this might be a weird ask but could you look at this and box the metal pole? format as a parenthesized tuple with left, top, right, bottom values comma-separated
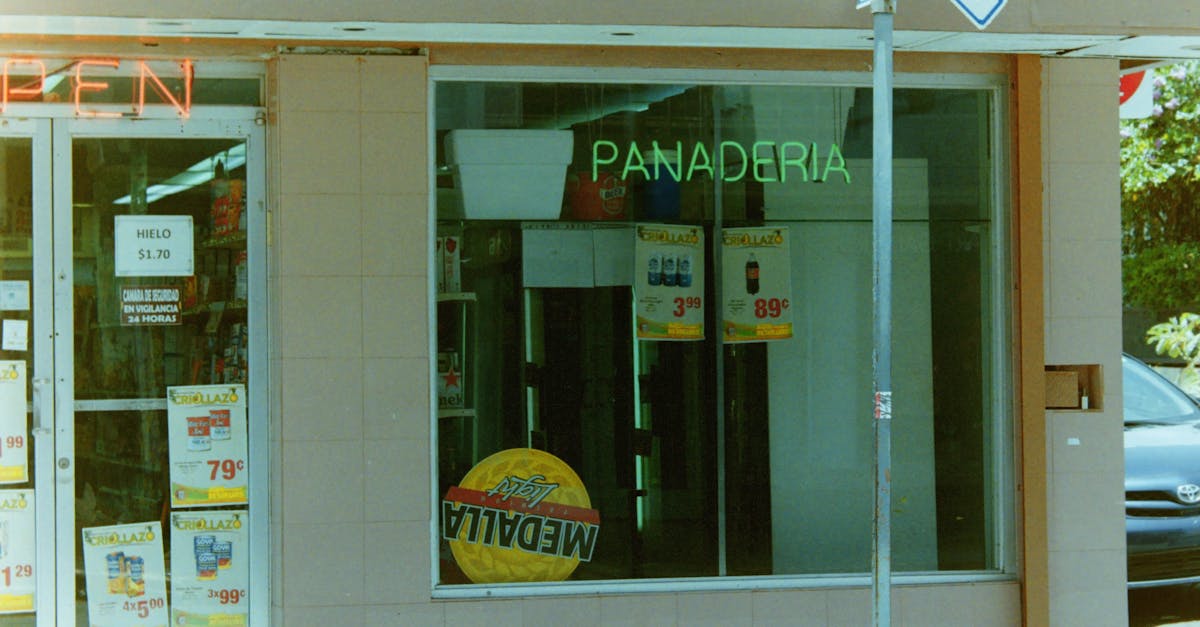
(870, 1, 895, 626)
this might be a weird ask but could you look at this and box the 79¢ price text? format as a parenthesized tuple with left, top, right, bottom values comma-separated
(207, 458, 245, 481)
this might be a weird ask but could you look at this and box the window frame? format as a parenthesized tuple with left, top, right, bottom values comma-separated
(427, 63, 1016, 599)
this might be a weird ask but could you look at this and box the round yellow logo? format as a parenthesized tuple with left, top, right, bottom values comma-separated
(442, 448, 600, 583)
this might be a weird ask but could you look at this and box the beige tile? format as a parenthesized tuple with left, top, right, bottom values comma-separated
(523, 596, 602, 626)
(443, 600, 524, 627)
(361, 55, 428, 113)
(365, 438, 430, 522)
(1044, 315, 1122, 366)
(1046, 58, 1118, 88)
(896, 582, 1021, 627)
(280, 357, 363, 441)
(282, 605, 365, 627)
(363, 357, 430, 441)
(1048, 549, 1128, 596)
(1046, 163, 1119, 242)
(824, 587, 876, 626)
(677, 591, 752, 626)
(1046, 83, 1119, 165)
(361, 112, 428, 196)
(751, 590, 827, 626)
(365, 603, 444, 626)
(1049, 470, 1126, 551)
(278, 55, 361, 113)
(1047, 239, 1121, 318)
(363, 276, 429, 358)
(282, 522, 365, 607)
(362, 194, 429, 277)
(280, 111, 362, 195)
(1049, 411, 1124, 475)
(1049, 589, 1128, 627)
(278, 193, 362, 277)
(365, 521, 432, 604)
(279, 276, 362, 359)
(598, 594, 677, 626)
(283, 440, 364, 523)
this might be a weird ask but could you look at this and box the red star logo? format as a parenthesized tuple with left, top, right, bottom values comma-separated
(442, 365, 460, 388)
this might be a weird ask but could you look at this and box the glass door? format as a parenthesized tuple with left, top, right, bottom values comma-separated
(52, 117, 265, 626)
(0, 119, 54, 626)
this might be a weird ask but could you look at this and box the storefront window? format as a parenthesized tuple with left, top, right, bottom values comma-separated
(433, 74, 1008, 587)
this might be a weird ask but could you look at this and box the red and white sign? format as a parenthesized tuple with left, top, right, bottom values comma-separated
(1120, 71, 1154, 119)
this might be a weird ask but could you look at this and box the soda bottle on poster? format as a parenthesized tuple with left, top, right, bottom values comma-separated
(745, 253, 760, 295)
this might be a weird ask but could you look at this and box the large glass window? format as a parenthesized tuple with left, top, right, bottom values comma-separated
(433, 74, 1008, 587)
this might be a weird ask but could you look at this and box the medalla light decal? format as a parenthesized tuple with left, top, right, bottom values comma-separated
(592, 139, 852, 184)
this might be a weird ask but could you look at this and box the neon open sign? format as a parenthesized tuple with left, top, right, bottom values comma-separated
(1, 58, 193, 118)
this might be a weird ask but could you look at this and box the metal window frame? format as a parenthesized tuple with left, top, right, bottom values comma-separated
(52, 113, 269, 624)
(427, 64, 1015, 599)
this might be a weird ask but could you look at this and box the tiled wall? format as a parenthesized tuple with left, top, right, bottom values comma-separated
(269, 52, 1021, 626)
(1041, 57, 1127, 625)
(272, 53, 433, 625)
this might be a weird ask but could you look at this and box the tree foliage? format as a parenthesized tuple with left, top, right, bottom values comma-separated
(1122, 61, 1200, 312)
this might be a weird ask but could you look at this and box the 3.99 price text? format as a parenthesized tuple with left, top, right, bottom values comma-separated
(672, 296, 702, 317)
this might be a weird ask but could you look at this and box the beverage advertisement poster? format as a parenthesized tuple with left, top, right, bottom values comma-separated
(0, 489, 34, 614)
(0, 362, 26, 484)
(634, 224, 705, 341)
(722, 227, 794, 342)
(82, 522, 168, 627)
(170, 510, 249, 626)
(167, 385, 248, 508)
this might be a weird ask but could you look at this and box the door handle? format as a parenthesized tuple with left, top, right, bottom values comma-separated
(31, 376, 51, 437)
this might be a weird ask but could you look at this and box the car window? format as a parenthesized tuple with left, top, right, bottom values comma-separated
(1123, 355, 1200, 425)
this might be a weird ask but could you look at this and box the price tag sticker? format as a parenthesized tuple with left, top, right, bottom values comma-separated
(114, 215, 194, 277)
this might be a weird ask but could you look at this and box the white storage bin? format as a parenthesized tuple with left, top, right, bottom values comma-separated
(444, 129, 574, 220)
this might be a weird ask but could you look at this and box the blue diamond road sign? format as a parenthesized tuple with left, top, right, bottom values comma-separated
(856, 0, 1007, 30)
(951, 0, 1007, 29)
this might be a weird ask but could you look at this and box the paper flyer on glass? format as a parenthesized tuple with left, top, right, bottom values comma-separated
(0, 490, 34, 614)
(722, 227, 794, 343)
(167, 385, 248, 508)
(634, 224, 705, 341)
(170, 510, 249, 626)
(0, 362, 27, 484)
(82, 521, 168, 627)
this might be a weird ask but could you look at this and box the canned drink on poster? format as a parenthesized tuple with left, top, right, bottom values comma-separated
(106, 551, 125, 594)
(213, 541, 233, 569)
(125, 556, 145, 597)
(209, 409, 231, 440)
(194, 534, 216, 560)
(662, 254, 677, 287)
(187, 415, 211, 451)
(196, 552, 218, 581)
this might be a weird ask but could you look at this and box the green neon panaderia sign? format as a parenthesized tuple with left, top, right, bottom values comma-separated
(592, 140, 851, 185)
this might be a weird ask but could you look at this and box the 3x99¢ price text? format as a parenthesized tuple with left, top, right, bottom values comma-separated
(208, 588, 247, 605)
